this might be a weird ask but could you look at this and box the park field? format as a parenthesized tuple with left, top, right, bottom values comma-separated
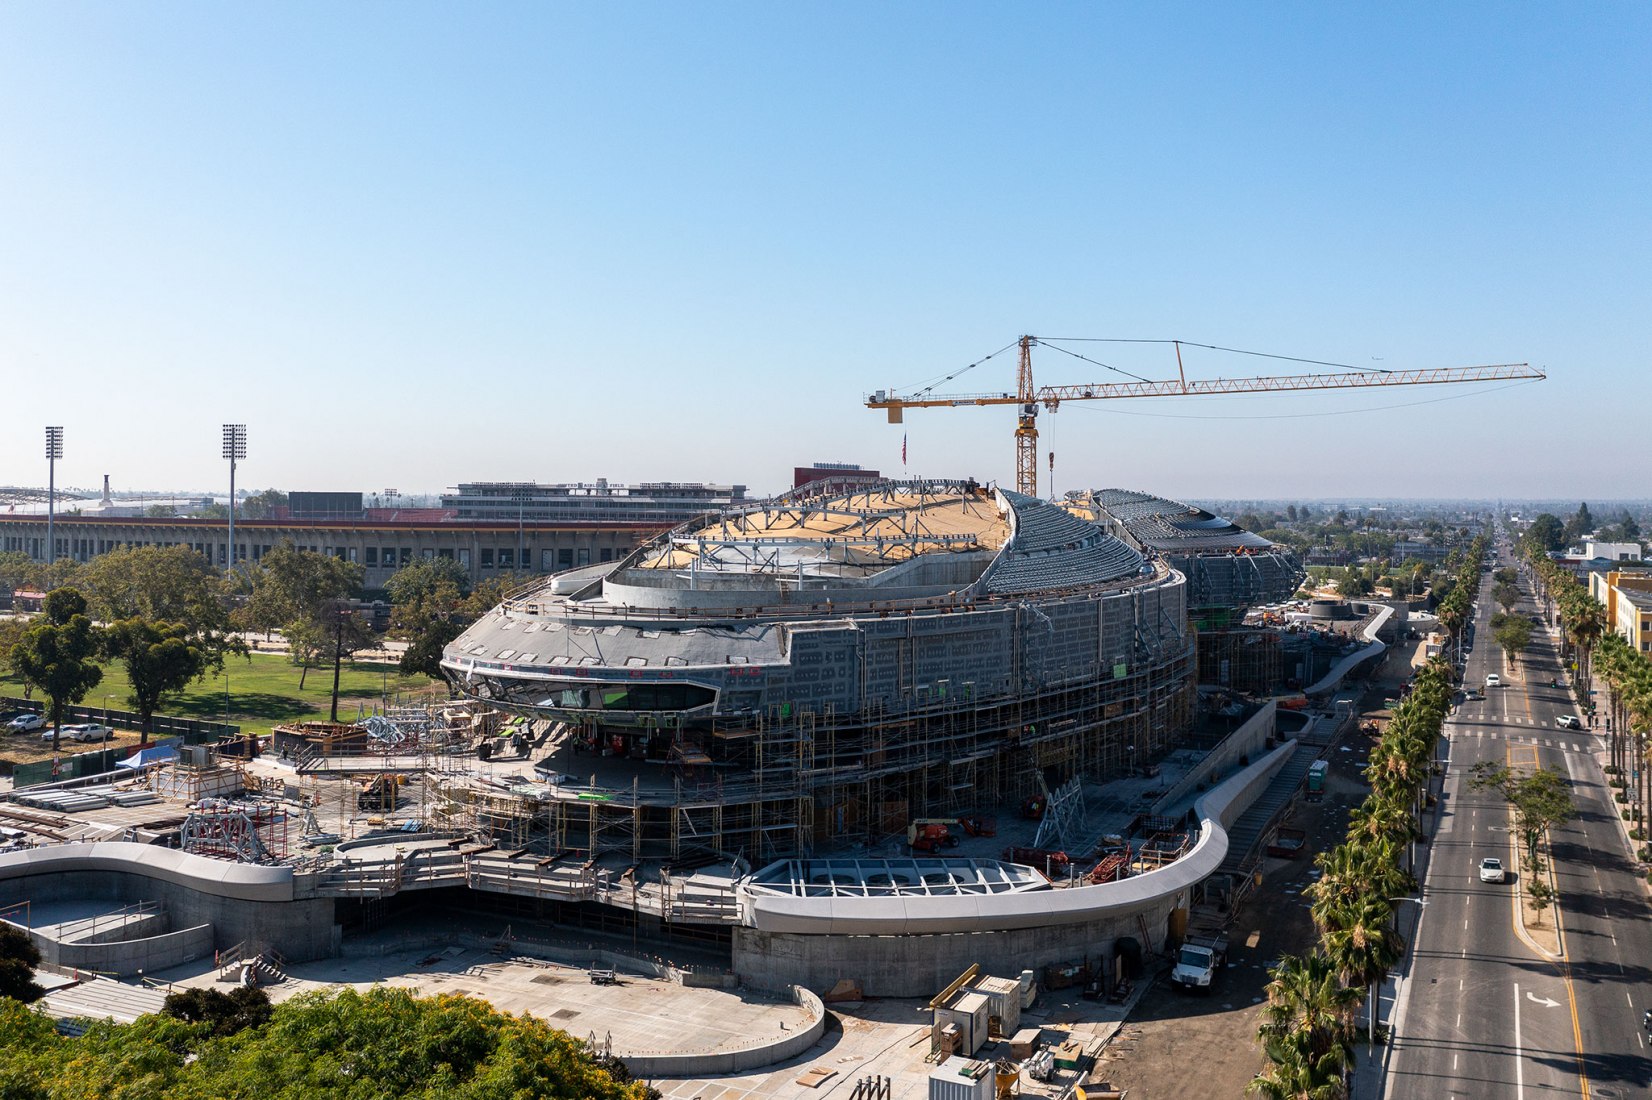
(0, 652, 443, 740)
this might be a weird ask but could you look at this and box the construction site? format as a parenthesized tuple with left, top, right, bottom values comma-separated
(0, 337, 1531, 1089)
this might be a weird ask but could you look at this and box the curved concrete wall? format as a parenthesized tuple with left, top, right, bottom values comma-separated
(1304, 603, 1394, 695)
(50, 925, 215, 978)
(0, 843, 296, 902)
(744, 739, 1299, 937)
(618, 985, 826, 1078)
(0, 843, 336, 963)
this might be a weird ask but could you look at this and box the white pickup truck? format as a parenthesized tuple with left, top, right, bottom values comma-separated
(1171, 933, 1229, 992)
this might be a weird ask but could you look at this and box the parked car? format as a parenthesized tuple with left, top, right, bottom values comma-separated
(6, 713, 44, 733)
(66, 723, 115, 743)
(1479, 857, 1506, 884)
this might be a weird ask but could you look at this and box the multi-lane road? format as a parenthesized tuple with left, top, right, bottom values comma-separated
(1381, 539, 1652, 1100)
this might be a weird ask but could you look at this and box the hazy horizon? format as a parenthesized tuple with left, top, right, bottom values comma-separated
(2, 4, 1644, 500)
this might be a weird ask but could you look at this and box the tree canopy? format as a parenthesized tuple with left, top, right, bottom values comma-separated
(1471, 763, 1576, 871)
(9, 588, 103, 753)
(0, 925, 44, 1004)
(102, 619, 209, 742)
(386, 562, 519, 685)
(1523, 513, 1565, 554)
(0, 987, 652, 1100)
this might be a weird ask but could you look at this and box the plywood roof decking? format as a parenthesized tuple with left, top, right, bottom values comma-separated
(639, 490, 1007, 570)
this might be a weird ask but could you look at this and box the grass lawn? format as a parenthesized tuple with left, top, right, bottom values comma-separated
(0, 652, 442, 738)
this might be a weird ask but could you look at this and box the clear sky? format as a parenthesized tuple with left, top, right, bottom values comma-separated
(1, 3, 1645, 502)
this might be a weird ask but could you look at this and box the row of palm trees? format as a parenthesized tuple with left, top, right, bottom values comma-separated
(1522, 545, 1652, 846)
(1250, 537, 1486, 1099)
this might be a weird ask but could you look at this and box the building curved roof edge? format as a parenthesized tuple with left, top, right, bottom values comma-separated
(0, 841, 296, 903)
(742, 737, 1299, 935)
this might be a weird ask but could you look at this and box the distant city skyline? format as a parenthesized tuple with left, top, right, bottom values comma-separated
(1, 4, 1645, 499)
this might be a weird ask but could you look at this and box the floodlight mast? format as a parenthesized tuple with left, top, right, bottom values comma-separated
(44, 426, 63, 587)
(222, 424, 247, 577)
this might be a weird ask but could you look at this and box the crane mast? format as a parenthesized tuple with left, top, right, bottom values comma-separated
(867, 336, 1545, 496)
(1014, 335, 1038, 502)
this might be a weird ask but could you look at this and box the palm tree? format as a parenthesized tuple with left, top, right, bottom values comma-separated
(1319, 894, 1407, 1052)
(1252, 953, 1361, 1100)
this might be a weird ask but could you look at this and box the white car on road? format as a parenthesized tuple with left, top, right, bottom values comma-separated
(1555, 714, 1582, 730)
(1485, 674, 1501, 688)
(1479, 857, 1506, 884)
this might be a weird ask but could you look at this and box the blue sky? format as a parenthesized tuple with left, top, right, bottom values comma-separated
(0, 3, 1644, 502)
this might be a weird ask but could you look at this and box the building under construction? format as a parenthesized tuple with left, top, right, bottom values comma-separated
(1062, 488, 1303, 629)
(440, 479, 1197, 864)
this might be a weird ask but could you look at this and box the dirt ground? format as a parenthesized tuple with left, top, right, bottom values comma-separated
(0, 721, 150, 771)
(1089, 657, 1417, 1097)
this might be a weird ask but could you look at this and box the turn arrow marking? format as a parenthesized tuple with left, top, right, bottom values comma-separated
(1525, 991, 1560, 1009)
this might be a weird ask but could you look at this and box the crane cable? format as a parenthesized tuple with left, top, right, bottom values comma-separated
(1035, 339, 1156, 385)
(899, 340, 1021, 399)
(1034, 337, 1392, 374)
(1062, 377, 1542, 421)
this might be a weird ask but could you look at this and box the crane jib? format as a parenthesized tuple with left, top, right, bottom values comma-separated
(865, 341, 1544, 496)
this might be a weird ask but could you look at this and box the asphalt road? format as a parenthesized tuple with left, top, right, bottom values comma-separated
(1382, 537, 1652, 1100)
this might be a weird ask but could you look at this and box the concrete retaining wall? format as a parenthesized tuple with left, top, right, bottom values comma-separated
(1152, 701, 1277, 816)
(733, 896, 1183, 997)
(619, 984, 826, 1077)
(54, 925, 215, 978)
(0, 861, 336, 963)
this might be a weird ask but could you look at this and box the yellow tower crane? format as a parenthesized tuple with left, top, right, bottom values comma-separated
(867, 335, 1546, 497)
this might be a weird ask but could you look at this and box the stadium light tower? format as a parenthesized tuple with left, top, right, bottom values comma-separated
(222, 424, 247, 576)
(44, 426, 63, 586)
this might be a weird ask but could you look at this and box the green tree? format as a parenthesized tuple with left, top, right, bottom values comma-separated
(1470, 763, 1576, 873)
(0, 616, 29, 685)
(384, 558, 506, 688)
(0, 986, 652, 1099)
(237, 489, 288, 520)
(1491, 613, 1532, 667)
(162, 986, 272, 1037)
(180, 987, 652, 1099)
(1562, 501, 1594, 545)
(287, 604, 379, 721)
(0, 550, 45, 595)
(1523, 513, 1565, 554)
(77, 545, 243, 671)
(10, 588, 103, 757)
(102, 619, 208, 745)
(0, 925, 44, 1004)
(1319, 895, 1405, 1051)
(1250, 953, 1360, 1100)
(242, 545, 364, 638)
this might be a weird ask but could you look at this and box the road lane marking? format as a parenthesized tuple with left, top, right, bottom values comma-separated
(1563, 964, 1590, 1100)
(1514, 983, 1524, 1099)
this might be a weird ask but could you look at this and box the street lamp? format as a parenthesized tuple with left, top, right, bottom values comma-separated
(44, 426, 62, 586)
(222, 424, 246, 577)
